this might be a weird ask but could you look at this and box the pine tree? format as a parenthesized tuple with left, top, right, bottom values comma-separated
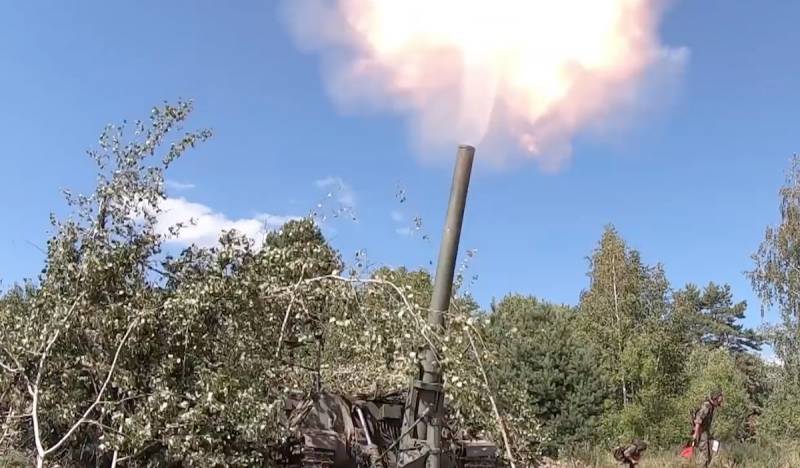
(673, 282, 762, 354)
(488, 295, 607, 456)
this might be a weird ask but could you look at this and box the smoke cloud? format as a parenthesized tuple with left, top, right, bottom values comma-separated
(281, 0, 687, 170)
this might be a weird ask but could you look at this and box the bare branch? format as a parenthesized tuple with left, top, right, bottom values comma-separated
(81, 419, 127, 436)
(0, 352, 22, 374)
(465, 326, 516, 468)
(41, 317, 138, 456)
(31, 293, 86, 455)
(275, 268, 306, 359)
(1, 411, 32, 421)
(98, 393, 150, 406)
(329, 274, 440, 359)
(2, 345, 30, 391)
(145, 263, 176, 281)
(263, 274, 440, 359)
(36, 292, 87, 356)
(0, 409, 14, 447)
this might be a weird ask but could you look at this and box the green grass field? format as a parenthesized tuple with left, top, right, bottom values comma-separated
(541, 440, 800, 467)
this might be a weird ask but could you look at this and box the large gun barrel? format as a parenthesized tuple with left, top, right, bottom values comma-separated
(430, 146, 475, 327)
(420, 144, 475, 468)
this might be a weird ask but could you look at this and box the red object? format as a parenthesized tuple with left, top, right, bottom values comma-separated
(680, 445, 694, 458)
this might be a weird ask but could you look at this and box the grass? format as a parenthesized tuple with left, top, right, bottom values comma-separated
(542, 440, 800, 467)
(4, 442, 799, 467)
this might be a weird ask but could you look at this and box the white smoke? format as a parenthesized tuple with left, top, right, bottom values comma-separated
(280, 0, 688, 170)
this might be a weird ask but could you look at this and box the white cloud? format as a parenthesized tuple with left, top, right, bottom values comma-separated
(392, 210, 414, 237)
(315, 176, 355, 207)
(154, 197, 298, 248)
(166, 179, 196, 191)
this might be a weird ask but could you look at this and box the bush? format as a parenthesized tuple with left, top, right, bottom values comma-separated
(757, 378, 800, 441)
(680, 347, 751, 442)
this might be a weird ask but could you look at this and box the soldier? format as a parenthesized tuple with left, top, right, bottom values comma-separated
(691, 389, 724, 467)
(613, 438, 647, 467)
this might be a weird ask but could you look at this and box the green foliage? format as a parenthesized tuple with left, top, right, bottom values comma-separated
(566, 348, 780, 465)
(681, 347, 751, 442)
(3, 101, 797, 466)
(613, 326, 690, 446)
(569, 226, 771, 450)
(578, 225, 670, 409)
(757, 375, 800, 441)
(749, 154, 800, 378)
(672, 282, 762, 355)
(0, 100, 215, 467)
(746, 154, 800, 444)
(0, 101, 540, 466)
(488, 295, 607, 456)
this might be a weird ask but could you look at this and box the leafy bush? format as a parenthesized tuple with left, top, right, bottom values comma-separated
(757, 377, 800, 441)
(680, 347, 751, 442)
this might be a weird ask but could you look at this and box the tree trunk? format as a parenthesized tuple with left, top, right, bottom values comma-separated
(612, 258, 628, 406)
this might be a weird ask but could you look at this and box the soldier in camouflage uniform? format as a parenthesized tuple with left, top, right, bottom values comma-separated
(691, 389, 724, 467)
(613, 438, 647, 467)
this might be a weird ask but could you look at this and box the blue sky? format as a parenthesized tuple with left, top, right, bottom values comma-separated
(2, 1, 799, 353)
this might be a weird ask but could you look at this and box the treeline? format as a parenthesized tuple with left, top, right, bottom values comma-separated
(1, 102, 798, 466)
(487, 158, 800, 458)
(487, 229, 773, 457)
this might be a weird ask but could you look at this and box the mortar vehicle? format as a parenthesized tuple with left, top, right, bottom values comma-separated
(274, 146, 501, 468)
(275, 384, 498, 468)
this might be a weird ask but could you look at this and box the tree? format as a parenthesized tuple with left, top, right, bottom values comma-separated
(680, 347, 751, 442)
(757, 372, 800, 441)
(672, 283, 762, 355)
(0, 101, 355, 466)
(578, 225, 669, 408)
(0, 101, 539, 466)
(749, 155, 800, 380)
(612, 317, 689, 446)
(0, 100, 213, 467)
(747, 155, 800, 443)
(488, 295, 607, 456)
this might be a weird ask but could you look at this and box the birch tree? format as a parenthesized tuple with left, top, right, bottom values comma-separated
(750, 155, 800, 380)
(0, 99, 540, 466)
(749, 154, 800, 438)
(0, 100, 211, 466)
(579, 226, 652, 407)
